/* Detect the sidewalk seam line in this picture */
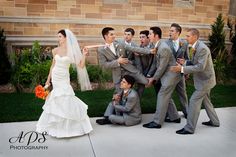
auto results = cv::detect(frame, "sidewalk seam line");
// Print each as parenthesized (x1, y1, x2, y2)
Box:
(88, 133, 97, 157)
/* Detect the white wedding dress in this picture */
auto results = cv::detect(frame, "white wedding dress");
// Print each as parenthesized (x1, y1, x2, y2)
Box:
(36, 54, 93, 138)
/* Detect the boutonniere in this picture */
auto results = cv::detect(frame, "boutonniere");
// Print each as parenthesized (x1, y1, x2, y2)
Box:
(179, 41, 184, 47)
(151, 48, 158, 55)
(191, 47, 196, 53)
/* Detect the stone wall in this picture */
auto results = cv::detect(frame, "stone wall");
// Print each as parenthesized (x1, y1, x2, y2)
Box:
(0, 0, 232, 64)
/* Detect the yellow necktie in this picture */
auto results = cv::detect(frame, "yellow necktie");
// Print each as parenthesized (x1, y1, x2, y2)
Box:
(189, 47, 195, 60)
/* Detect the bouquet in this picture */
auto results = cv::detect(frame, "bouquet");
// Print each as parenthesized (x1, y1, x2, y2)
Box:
(35, 85, 50, 100)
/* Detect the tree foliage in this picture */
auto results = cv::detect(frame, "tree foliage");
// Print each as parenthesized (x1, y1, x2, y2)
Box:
(209, 13, 226, 60)
(208, 14, 229, 83)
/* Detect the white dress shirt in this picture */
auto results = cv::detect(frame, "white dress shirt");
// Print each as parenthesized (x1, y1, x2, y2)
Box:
(106, 42, 116, 55)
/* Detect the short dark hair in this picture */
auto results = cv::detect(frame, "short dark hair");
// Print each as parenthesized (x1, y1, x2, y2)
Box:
(171, 23, 182, 34)
(150, 26, 162, 39)
(139, 30, 149, 38)
(102, 27, 114, 39)
(123, 75, 135, 88)
(58, 29, 66, 37)
(187, 28, 200, 39)
(125, 28, 135, 36)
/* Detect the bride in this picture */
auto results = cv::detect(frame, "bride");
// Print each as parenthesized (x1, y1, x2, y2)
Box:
(36, 29, 93, 138)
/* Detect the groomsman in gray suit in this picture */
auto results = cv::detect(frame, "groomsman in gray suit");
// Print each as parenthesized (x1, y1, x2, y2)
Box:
(98, 27, 153, 93)
(165, 23, 189, 120)
(117, 28, 138, 65)
(135, 30, 160, 99)
(96, 75, 142, 126)
(143, 27, 182, 129)
(171, 28, 220, 134)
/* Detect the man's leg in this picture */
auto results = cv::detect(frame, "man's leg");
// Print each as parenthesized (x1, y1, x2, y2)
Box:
(175, 78, 188, 117)
(202, 90, 220, 126)
(109, 115, 125, 125)
(184, 90, 206, 133)
(166, 99, 180, 121)
(136, 83, 145, 100)
(153, 84, 176, 125)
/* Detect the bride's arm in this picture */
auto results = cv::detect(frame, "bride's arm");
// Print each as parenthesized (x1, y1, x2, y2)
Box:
(45, 48, 57, 86)
(78, 48, 88, 68)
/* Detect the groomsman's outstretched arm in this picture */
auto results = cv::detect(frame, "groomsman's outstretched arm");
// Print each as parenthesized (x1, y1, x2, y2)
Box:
(123, 44, 156, 55)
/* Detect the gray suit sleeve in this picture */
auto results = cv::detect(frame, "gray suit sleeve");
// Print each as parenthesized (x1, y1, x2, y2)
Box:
(134, 55, 142, 72)
(98, 48, 120, 69)
(147, 55, 157, 77)
(113, 94, 137, 113)
(153, 48, 171, 80)
(124, 44, 151, 55)
(184, 48, 209, 74)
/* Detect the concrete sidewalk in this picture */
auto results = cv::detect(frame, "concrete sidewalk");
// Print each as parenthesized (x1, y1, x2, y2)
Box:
(0, 107, 236, 157)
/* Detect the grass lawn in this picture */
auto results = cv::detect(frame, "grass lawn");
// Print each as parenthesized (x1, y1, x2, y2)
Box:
(0, 84, 236, 123)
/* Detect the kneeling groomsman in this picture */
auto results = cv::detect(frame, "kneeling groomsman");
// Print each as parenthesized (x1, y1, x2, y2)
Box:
(96, 75, 142, 126)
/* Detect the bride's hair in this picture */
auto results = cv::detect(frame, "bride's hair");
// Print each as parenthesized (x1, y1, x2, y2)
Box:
(58, 29, 66, 37)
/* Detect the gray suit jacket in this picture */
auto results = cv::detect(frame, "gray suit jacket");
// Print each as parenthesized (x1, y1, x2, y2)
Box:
(149, 40, 181, 86)
(165, 39, 189, 59)
(98, 40, 150, 85)
(113, 89, 142, 126)
(184, 40, 216, 90)
(135, 44, 156, 77)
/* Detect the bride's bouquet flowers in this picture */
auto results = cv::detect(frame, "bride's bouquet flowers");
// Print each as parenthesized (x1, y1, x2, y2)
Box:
(35, 85, 50, 100)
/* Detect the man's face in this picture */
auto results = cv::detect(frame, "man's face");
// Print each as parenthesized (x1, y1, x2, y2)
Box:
(186, 31, 197, 45)
(124, 31, 133, 42)
(139, 34, 149, 47)
(120, 78, 131, 89)
(105, 30, 116, 43)
(169, 27, 179, 40)
(148, 30, 156, 43)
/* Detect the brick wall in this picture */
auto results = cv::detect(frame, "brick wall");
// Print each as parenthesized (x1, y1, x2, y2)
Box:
(0, 0, 232, 64)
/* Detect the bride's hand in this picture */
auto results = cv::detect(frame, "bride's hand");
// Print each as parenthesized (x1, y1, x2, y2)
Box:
(45, 81, 51, 88)
(82, 47, 89, 56)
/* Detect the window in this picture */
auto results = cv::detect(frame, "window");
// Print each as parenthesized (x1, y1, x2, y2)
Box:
(174, 0, 195, 8)
(103, 0, 128, 4)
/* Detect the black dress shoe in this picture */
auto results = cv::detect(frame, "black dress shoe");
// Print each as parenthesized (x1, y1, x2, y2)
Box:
(202, 121, 219, 127)
(184, 113, 188, 119)
(165, 118, 181, 123)
(176, 128, 193, 135)
(143, 121, 161, 129)
(96, 118, 112, 125)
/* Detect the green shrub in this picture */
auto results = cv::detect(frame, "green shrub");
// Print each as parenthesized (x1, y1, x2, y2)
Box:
(209, 13, 229, 84)
(227, 18, 236, 79)
(209, 13, 227, 60)
(69, 64, 112, 83)
(69, 66, 78, 81)
(11, 41, 52, 91)
(87, 64, 112, 83)
(213, 50, 227, 83)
